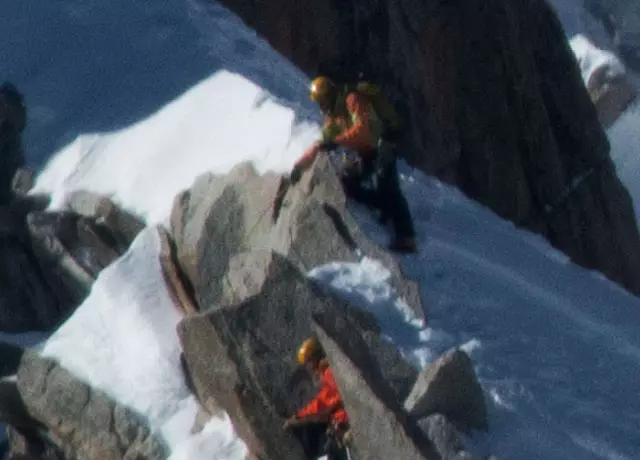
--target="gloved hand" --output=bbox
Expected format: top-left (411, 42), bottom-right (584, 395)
top-left (318, 140), bottom-right (338, 152)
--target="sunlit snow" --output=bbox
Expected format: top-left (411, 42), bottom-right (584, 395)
top-left (1, 0), bottom-right (640, 459)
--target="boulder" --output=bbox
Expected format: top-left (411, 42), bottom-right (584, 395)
top-left (171, 158), bottom-right (424, 319)
top-left (417, 414), bottom-right (477, 460)
top-left (178, 249), bottom-right (417, 459)
top-left (62, 190), bottom-right (145, 253)
top-left (11, 168), bottom-right (35, 197)
top-left (211, 0), bottom-right (640, 295)
top-left (311, 309), bottom-right (440, 460)
top-left (404, 349), bottom-right (488, 433)
top-left (16, 351), bottom-right (167, 460)
top-left (26, 211), bottom-right (122, 312)
top-left (170, 164), bottom-right (280, 312)
top-left (177, 251), bottom-right (327, 459)
top-left (588, 71), bottom-right (637, 128)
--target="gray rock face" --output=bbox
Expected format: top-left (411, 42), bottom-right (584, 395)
top-left (0, 196), bottom-right (137, 333)
top-left (16, 351), bottom-right (167, 460)
top-left (178, 252), bottom-right (319, 460)
top-left (209, 0), bottom-right (640, 296)
top-left (11, 168), bottom-right (35, 197)
top-left (404, 349), bottom-right (488, 434)
top-left (62, 190), bottom-right (145, 254)
top-left (417, 414), bottom-right (477, 460)
top-left (26, 211), bottom-right (122, 313)
top-left (171, 158), bottom-right (424, 319)
top-left (585, 67), bottom-right (637, 129)
top-left (178, 249), bottom-right (417, 459)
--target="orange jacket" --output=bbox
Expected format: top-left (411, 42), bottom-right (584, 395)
top-left (330, 91), bottom-right (376, 153)
top-left (296, 363), bottom-right (349, 426)
top-left (294, 90), bottom-right (380, 171)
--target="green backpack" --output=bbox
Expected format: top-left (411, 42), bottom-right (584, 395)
top-left (354, 82), bottom-right (404, 138)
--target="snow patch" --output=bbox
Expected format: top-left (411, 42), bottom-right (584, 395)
top-left (570, 34), bottom-right (626, 85)
top-left (39, 227), bottom-right (247, 458)
top-left (308, 257), bottom-right (442, 369)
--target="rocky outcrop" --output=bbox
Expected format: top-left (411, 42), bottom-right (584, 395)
top-left (404, 349), bottom-right (488, 434)
top-left (170, 156), bottom-right (491, 459)
top-left (27, 211), bottom-right (121, 313)
top-left (171, 157), bottom-right (424, 319)
top-left (569, 34), bottom-right (637, 129)
top-left (15, 351), bottom-right (167, 460)
top-left (311, 309), bottom-right (442, 460)
top-left (11, 167), bottom-right (35, 197)
top-left (212, 0), bottom-right (640, 295)
top-left (587, 69), bottom-right (637, 128)
top-left (177, 249), bottom-right (419, 459)
top-left (0, 202), bottom-right (136, 333)
top-left (61, 190), bottom-right (145, 253)
top-left (417, 414), bottom-right (475, 460)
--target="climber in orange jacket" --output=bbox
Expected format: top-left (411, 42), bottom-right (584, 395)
top-left (289, 76), bottom-right (417, 253)
top-left (283, 336), bottom-right (350, 460)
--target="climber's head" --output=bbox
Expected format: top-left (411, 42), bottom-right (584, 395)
top-left (310, 76), bottom-right (337, 114)
top-left (297, 336), bottom-right (325, 374)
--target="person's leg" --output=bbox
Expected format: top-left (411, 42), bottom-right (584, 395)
top-left (290, 422), bottom-right (330, 459)
top-left (377, 160), bottom-right (417, 251)
top-left (340, 174), bottom-right (378, 208)
top-left (325, 424), bottom-right (352, 460)
top-left (339, 153), bottom-right (379, 209)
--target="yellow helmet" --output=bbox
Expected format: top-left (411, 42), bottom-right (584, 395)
top-left (297, 336), bottom-right (321, 365)
top-left (309, 76), bottom-right (336, 105)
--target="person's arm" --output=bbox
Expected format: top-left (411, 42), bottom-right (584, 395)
top-left (289, 117), bottom-right (340, 182)
top-left (295, 387), bottom-right (332, 421)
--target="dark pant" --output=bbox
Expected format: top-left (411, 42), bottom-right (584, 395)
top-left (290, 423), bottom-right (349, 460)
top-left (340, 147), bottom-right (415, 240)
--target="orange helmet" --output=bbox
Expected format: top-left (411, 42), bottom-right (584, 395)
top-left (309, 76), bottom-right (337, 106)
top-left (297, 336), bottom-right (322, 365)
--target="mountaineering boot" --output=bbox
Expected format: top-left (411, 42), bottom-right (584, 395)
top-left (388, 237), bottom-right (418, 254)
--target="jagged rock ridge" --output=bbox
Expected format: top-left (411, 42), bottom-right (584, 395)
top-left (210, 0), bottom-right (640, 296)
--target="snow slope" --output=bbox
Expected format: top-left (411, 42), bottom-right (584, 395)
top-left (607, 101), bottom-right (640, 216)
top-left (0, 0), bottom-right (321, 171)
top-left (2, 0), bottom-right (640, 459)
